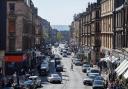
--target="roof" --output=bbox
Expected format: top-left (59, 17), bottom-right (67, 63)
top-left (29, 76), bottom-right (38, 79)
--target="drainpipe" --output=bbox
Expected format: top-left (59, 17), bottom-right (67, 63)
top-left (113, 0), bottom-right (116, 49)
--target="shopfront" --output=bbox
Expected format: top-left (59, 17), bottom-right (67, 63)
top-left (4, 51), bottom-right (28, 75)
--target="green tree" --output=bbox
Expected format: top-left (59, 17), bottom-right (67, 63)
top-left (56, 32), bottom-right (63, 41)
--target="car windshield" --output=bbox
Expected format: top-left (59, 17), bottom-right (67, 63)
top-left (94, 81), bottom-right (103, 85)
top-left (76, 60), bottom-right (80, 62)
top-left (89, 75), bottom-right (96, 79)
top-left (83, 64), bottom-right (90, 67)
top-left (52, 74), bottom-right (59, 77)
top-left (91, 69), bottom-right (99, 73)
top-left (95, 76), bottom-right (104, 80)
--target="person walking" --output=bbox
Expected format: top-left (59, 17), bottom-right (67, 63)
top-left (71, 63), bottom-right (73, 71)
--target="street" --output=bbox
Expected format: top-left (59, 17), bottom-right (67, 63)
top-left (38, 45), bottom-right (92, 89)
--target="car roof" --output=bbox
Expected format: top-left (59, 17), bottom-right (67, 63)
top-left (93, 80), bottom-right (103, 83)
top-left (24, 80), bottom-right (33, 84)
top-left (29, 76), bottom-right (38, 79)
top-left (51, 73), bottom-right (59, 76)
top-left (90, 68), bottom-right (99, 70)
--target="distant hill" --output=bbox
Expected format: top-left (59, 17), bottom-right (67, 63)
top-left (52, 25), bottom-right (70, 31)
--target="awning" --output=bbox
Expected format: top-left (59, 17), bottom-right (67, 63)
top-left (100, 56), bottom-right (118, 63)
top-left (117, 62), bottom-right (128, 76)
top-left (5, 51), bottom-right (27, 62)
top-left (123, 69), bottom-right (128, 79)
top-left (115, 60), bottom-right (127, 72)
top-left (115, 60), bottom-right (128, 76)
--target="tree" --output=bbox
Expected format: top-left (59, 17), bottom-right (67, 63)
top-left (43, 30), bottom-right (49, 40)
top-left (56, 32), bottom-right (63, 42)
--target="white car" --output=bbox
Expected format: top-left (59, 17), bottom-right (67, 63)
top-left (47, 74), bottom-right (62, 83)
top-left (29, 76), bottom-right (42, 87)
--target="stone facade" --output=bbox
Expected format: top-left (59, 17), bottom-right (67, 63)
top-left (70, 2), bottom-right (101, 63)
top-left (113, 0), bottom-right (128, 49)
top-left (70, 15), bottom-right (80, 50)
top-left (70, 0), bottom-right (128, 62)
top-left (101, 0), bottom-right (114, 55)
top-left (35, 16), bottom-right (44, 49)
top-left (7, 0), bottom-right (33, 51)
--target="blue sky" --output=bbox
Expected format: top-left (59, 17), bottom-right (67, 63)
top-left (33, 0), bottom-right (96, 25)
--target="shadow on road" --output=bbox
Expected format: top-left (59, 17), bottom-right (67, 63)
top-left (62, 74), bottom-right (69, 77)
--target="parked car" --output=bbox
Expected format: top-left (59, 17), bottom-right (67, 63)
top-left (40, 62), bottom-right (49, 75)
top-left (86, 67), bottom-right (91, 74)
top-left (22, 80), bottom-right (35, 89)
top-left (94, 76), bottom-right (105, 82)
top-left (87, 68), bottom-right (100, 76)
top-left (54, 55), bottom-right (61, 60)
top-left (28, 76), bottom-right (42, 88)
top-left (82, 64), bottom-right (91, 72)
top-left (47, 74), bottom-right (62, 83)
top-left (60, 52), bottom-right (63, 55)
top-left (73, 59), bottom-right (82, 66)
top-left (55, 59), bottom-right (61, 67)
top-left (56, 64), bottom-right (63, 72)
top-left (67, 51), bottom-right (71, 55)
top-left (92, 80), bottom-right (105, 89)
top-left (63, 53), bottom-right (67, 57)
top-left (83, 74), bottom-right (96, 85)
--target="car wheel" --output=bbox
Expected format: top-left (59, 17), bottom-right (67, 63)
top-left (59, 81), bottom-right (61, 84)
top-left (39, 83), bottom-right (41, 87)
top-left (83, 82), bottom-right (86, 85)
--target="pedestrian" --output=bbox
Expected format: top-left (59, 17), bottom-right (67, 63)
top-left (71, 58), bottom-right (73, 63)
top-left (71, 63), bottom-right (73, 71)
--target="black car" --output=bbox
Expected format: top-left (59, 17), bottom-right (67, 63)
top-left (56, 64), bottom-right (63, 72)
top-left (55, 60), bottom-right (61, 67)
top-left (50, 54), bottom-right (55, 59)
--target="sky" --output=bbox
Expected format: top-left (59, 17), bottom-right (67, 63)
top-left (33, 0), bottom-right (96, 25)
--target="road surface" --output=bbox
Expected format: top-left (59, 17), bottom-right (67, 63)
top-left (38, 44), bottom-right (92, 89)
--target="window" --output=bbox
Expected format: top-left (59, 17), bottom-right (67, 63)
top-left (9, 3), bottom-right (15, 12)
top-left (8, 19), bottom-right (15, 33)
top-left (9, 38), bottom-right (15, 51)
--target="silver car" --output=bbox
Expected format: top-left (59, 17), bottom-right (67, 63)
top-left (47, 74), bottom-right (62, 83)
top-left (83, 74), bottom-right (96, 85)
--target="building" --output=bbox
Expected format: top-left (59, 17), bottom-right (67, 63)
top-left (51, 29), bottom-right (58, 45)
top-left (100, 0), bottom-right (114, 56)
top-left (5, 0), bottom-right (37, 75)
top-left (41, 19), bottom-right (52, 44)
top-left (0, 0), bottom-right (6, 50)
top-left (0, 0), bottom-right (7, 74)
top-left (112, 0), bottom-right (128, 60)
top-left (70, 15), bottom-right (80, 52)
top-left (90, 2), bottom-right (101, 64)
top-left (79, 2), bottom-right (101, 64)
top-left (113, 0), bottom-right (128, 49)
top-left (35, 16), bottom-right (44, 49)
top-left (6, 0), bottom-right (36, 51)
